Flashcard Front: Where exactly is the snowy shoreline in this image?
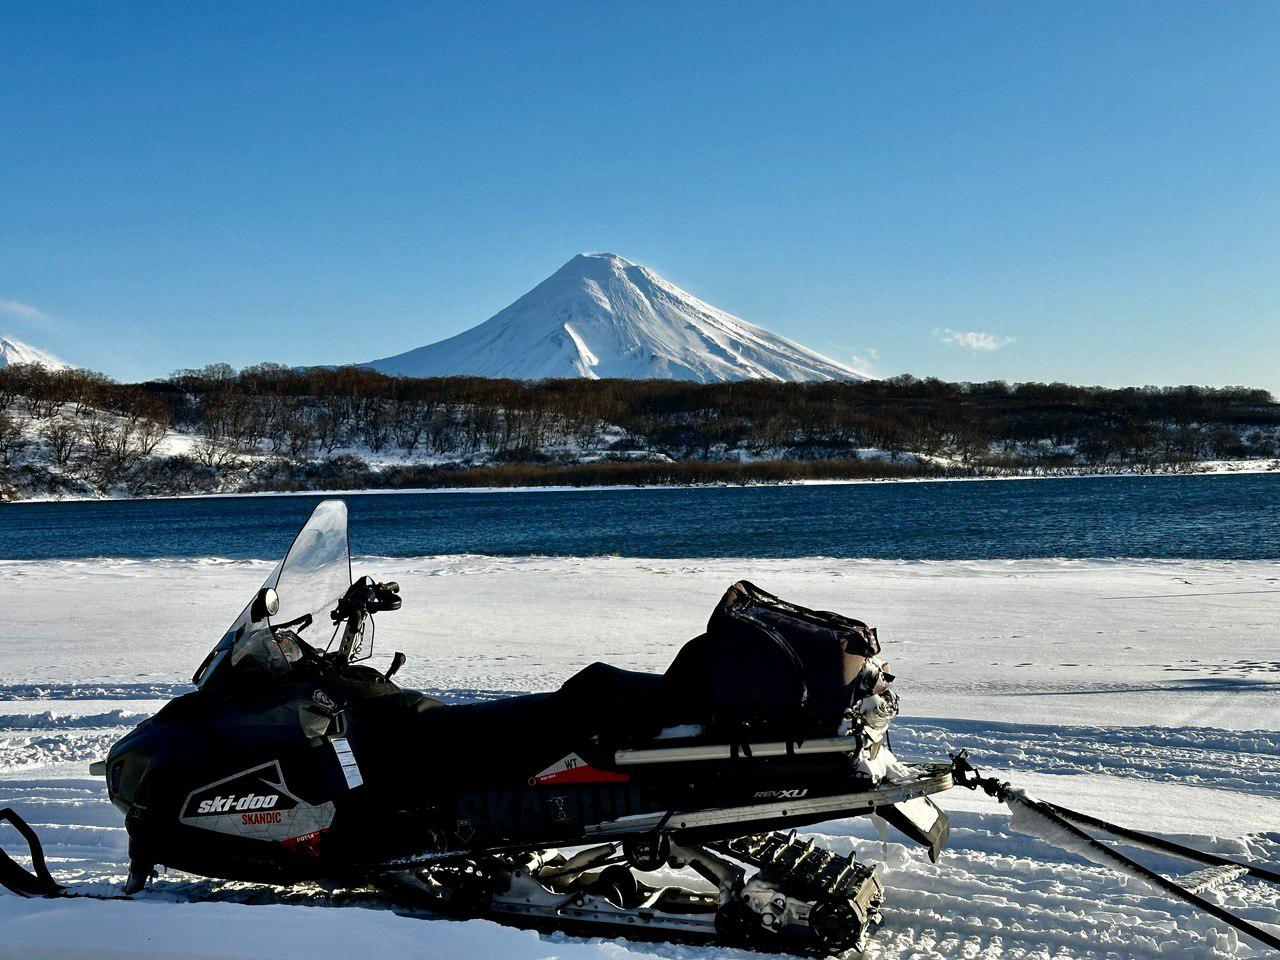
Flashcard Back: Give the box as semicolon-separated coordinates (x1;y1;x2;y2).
8;456;1278;505
5;554;1278;730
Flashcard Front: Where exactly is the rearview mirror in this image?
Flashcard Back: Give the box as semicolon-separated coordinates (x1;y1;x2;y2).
251;587;280;621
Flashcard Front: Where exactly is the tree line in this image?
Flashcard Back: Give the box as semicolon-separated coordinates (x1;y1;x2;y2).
1;360;1276;498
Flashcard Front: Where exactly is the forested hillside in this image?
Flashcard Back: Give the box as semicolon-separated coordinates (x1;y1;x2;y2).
1;361;1276;499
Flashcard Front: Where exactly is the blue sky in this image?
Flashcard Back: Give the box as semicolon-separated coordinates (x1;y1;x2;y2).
2;1;1278;392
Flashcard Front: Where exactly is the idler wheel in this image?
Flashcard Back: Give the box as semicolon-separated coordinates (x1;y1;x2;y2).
715;899;762;945
623;833;670;872
809;895;867;949
593;864;641;908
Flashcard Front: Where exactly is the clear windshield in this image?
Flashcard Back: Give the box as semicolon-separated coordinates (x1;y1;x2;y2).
194;500;352;688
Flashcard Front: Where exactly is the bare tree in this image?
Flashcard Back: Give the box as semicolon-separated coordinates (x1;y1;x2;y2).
39;417;83;466
0;410;25;467
81;419;149;490
392;400;427;456
279;404;318;460
360;401;392;454
193;432;241;470
134;417;168;457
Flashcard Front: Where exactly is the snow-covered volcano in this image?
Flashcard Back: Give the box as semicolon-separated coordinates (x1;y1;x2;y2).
0;334;69;370
365;253;868;382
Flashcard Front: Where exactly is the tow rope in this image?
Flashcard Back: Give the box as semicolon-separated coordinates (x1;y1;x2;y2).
951;752;1280;953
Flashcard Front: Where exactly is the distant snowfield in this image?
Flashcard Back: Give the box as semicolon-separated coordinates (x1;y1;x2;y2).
2;556;1278;957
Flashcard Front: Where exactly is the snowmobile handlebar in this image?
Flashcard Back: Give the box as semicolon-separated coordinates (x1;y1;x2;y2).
328;577;402;666
331;577;402;625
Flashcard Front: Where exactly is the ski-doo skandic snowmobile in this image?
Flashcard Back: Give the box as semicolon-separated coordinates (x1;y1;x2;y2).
61;501;953;951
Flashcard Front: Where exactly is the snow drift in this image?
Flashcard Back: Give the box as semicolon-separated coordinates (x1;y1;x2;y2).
364;253;869;382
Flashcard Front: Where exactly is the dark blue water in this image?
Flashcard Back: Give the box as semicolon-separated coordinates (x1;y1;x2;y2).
1;474;1275;561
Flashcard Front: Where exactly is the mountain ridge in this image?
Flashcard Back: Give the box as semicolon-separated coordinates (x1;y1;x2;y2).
0;334;69;370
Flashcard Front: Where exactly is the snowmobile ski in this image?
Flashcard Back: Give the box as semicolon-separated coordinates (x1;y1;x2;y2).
0;808;63;898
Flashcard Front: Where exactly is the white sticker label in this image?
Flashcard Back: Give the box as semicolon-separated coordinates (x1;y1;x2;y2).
331;737;363;789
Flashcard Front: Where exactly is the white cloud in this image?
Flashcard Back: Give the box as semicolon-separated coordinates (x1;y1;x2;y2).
934;327;1015;351
0;300;44;320
848;348;878;370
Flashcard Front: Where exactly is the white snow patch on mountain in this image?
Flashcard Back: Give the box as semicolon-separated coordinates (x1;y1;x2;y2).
0;334;69;370
365;253;869;382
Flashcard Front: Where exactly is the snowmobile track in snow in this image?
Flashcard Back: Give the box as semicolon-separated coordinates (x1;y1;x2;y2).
895;718;1280;799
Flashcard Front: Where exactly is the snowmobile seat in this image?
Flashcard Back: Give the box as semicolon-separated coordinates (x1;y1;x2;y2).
552;662;665;732
392;665;667;790
388;583;884;785
382;692;564;791
407;692;446;713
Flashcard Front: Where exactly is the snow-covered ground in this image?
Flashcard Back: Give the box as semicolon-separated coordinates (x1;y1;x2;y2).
2;557;1278;957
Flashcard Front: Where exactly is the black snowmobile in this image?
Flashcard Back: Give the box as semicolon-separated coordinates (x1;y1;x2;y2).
5;499;1279;955
12;500;953;952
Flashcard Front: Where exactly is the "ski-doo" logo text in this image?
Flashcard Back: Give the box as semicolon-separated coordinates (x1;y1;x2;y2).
180;762;301;821
195;793;280;815
180;761;335;842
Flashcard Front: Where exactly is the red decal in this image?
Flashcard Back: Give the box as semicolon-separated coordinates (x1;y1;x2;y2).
281;829;326;857
535;765;630;785
242;811;282;825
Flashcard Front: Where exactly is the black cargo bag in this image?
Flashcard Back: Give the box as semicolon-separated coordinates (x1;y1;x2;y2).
663;581;880;732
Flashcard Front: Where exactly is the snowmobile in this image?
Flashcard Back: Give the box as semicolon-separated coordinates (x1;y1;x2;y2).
0;500;951;952
3;499;1279;955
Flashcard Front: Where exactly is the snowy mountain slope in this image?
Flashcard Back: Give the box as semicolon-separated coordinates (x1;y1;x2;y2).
365;253;869;382
0;334;68;370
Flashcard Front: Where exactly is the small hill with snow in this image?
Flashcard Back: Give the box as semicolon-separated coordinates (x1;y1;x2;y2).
364;253;868;382
0;334;69;370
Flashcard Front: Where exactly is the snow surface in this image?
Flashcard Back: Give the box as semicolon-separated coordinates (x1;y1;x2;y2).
0;334;68;370
2;556;1279;957
364;253;869;382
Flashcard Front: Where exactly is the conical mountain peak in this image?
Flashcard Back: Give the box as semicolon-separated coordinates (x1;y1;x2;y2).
365;255;867;383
